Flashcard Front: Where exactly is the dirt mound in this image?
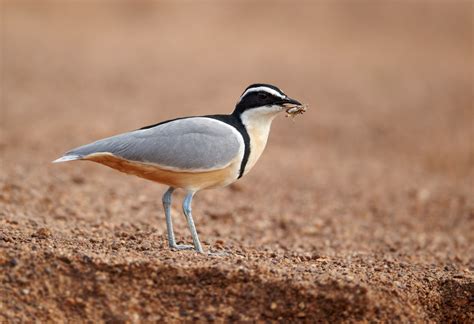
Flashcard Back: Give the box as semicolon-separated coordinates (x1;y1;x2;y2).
1;219;472;322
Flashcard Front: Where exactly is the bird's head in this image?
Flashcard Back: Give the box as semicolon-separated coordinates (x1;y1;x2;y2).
232;83;303;120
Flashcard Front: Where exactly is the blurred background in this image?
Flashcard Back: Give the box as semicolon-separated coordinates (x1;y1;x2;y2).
1;2;473;320
1;1;473;252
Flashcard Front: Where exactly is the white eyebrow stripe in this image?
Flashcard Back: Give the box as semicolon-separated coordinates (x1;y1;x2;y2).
239;86;286;102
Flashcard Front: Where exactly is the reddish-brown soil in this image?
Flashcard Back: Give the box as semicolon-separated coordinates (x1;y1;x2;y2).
1;1;473;322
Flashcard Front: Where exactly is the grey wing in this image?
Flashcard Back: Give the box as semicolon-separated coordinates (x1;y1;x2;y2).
64;117;243;171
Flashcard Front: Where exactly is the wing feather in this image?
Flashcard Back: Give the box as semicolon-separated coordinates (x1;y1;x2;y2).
64;117;242;171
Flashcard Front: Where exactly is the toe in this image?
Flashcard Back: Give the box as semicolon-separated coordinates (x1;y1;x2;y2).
171;244;194;251
207;251;229;257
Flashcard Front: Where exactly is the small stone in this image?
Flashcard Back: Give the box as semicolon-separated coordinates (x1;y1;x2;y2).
270;302;277;310
131;313;140;322
453;298;468;306
298;302;306;310
139;242;151;251
9;258;18;267
33;228;51;239
395;281;405;289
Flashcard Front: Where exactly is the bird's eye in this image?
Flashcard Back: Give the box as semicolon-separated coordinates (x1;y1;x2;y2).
258;93;268;100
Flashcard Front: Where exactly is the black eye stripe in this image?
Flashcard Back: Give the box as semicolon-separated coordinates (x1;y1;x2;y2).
234;84;287;115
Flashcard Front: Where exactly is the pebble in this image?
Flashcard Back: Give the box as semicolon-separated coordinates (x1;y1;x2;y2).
33;228;51;239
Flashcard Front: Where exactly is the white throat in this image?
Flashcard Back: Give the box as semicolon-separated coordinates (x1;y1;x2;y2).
239;106;281;175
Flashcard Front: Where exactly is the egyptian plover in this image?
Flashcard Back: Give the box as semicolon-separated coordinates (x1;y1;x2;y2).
54;84;305;254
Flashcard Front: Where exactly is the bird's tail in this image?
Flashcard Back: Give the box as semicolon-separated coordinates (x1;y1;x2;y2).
52;154;83;163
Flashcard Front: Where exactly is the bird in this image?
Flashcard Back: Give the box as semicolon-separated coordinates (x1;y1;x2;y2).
53;83;305;254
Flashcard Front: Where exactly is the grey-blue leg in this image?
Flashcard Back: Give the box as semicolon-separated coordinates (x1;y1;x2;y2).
162;187;193;251
182;191;204;253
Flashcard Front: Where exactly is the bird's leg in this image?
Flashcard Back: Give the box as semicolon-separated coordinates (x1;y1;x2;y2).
182;191;204;253
162;187;193;251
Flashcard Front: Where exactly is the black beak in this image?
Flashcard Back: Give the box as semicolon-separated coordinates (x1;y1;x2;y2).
278;97;302;106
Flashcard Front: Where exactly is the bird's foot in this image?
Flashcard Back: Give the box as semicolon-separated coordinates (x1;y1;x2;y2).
169;243;228;256
170;244;194;251
206;250;229;257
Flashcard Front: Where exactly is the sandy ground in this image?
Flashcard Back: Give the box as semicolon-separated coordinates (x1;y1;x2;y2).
1;1;473;322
